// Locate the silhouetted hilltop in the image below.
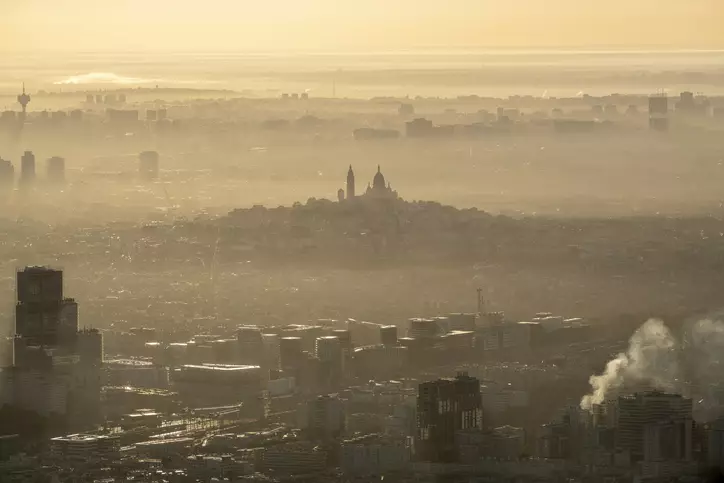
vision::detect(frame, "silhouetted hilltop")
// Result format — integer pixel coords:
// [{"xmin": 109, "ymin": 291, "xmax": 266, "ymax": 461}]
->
[{"xmin": 196, "ymin": 197, "xmax": 724, "ymax": 275}]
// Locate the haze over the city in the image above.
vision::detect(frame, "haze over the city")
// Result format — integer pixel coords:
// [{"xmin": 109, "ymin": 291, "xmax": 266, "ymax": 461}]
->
[
  {"xmin": 2, "ymin": 0, "xmax": 724, "ymax": 52},
  {"xmin": 4, "ymin": 2, "xmax": 724, "ymax": 481}
]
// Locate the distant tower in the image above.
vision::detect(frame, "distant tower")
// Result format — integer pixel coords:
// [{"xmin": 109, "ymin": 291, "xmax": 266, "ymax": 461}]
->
[
  {"xmin": 0, "ymin": 158, "xmax": 14, "ymax": 186},
  {"xmin": 19, "ymin": 151, "xmax": 36, "ymax": 185},
  {"xmin": 346, "ymin": 165, "xmax": 355, "ymax": 199},
  {"xmin": 17, "ymin": 83, "xmax": 31, "ymax": 119},
  {"xmin": 337, "ymin": 188, "xmax": 345, "ymax": 203}
]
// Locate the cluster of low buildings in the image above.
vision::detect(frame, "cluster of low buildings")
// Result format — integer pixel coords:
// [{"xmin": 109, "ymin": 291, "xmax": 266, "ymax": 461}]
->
[{"xmin": 2, "ymin": 266, "xmax": 723, "ymax": 482}]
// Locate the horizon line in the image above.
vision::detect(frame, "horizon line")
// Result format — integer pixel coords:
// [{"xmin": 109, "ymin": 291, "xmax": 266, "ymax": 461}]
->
[{"xmin": 2, "ymin": 46, "xmax": 724, "ymax": 56}]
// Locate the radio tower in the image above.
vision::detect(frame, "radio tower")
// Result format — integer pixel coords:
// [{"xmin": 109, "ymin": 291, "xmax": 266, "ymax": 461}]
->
[{"xmin": 17, "ymin": 83, "xmax": 31, "ymax": 120}]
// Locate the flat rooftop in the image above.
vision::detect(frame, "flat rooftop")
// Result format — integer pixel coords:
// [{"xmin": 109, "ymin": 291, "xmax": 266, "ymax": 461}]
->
[{"xmin": 181, "ymin": 364, "xmax": 260, "ymax": 371}]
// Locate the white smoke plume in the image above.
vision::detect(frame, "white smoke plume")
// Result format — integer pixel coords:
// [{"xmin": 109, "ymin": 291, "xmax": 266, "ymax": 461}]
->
[
  {"xmin": 581, "ymin": 315, "xmax": 724, "ymax": 420},
  {"xmin": 580, "ymin": 319, "xmax": 680, "ymax": 410}
]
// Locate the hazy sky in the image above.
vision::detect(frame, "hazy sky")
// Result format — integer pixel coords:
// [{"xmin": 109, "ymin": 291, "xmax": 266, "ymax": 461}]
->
[{"xmin": 2, "ymin": 0, "xmax": 723, "ymax": 52}]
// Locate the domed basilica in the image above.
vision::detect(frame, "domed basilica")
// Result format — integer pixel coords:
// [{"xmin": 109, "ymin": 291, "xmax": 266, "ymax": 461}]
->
[{"xmin": 338, "ymin": 165, "xmax": 398, "ymax": 202}]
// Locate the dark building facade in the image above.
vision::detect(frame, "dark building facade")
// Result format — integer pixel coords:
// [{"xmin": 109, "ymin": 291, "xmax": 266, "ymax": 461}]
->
[
  {"xmin": 19, "ymin": 151, "xmax": 35, "ymax": 185},
  {"xmin": 416, "ymin": 372, "xmax": 483, "ymax": 462},
  {"xmin": 15, "ymin": 267, "xmax": 77, "ymax": 347}
]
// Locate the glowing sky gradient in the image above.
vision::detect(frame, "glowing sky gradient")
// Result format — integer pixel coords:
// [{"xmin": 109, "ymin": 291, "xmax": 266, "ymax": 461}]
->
[{"xmin": 2, "ymin": 0, "xmax": 723, "ymax": 52}]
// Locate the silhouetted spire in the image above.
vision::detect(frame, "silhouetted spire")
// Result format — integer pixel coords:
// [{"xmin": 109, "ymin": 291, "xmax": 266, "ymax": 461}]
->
[{"xmin": 346, "ymin": 165, "xmax": 356, "ymax": 199}]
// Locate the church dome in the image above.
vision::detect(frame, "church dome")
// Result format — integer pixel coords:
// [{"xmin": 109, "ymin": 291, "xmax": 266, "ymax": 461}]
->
[{"xmin": 372, "ymin": 165, "xmax": 386, "ymax": 190}]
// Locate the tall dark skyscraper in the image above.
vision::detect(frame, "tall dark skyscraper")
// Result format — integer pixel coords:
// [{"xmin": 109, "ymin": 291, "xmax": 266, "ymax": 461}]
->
[
  {"xmin": 15, "ymin": 266, "xmax": 78, "ymax": 347},
  {"xmin": 10, "ymin": 267, "xmax": 102, "ymax": 427},
  {"xmin": 416, "ymin": 372, "xmax": 482, "ymax": 463}
]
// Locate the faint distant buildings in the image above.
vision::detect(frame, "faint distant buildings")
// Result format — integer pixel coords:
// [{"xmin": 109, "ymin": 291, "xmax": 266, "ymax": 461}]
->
[
  {"xmin": 139, "ymin": 150, "xmax": 160, "ymax": 180},
  {"xmin": 47, "ymin": 156, "xmax": 66, "ymax": 184},
  {"xmin": 19, "ymin": 150, "xmax": 35, "ymax": 185},
  {"xmin": 398, "ymin": 103, "xmax": 415, "ymax": 117},
  {"xmin": 146, "ymin": 108, "xmax": 168, "ymax": 122},
  {"xmin": 86, "ymin": 92, "xmax": 127, "ymax": 106},
  {"xmin": 0, "ymin": 157, "xmax": 13, "ymax": 186},
  {"xmin": 406, "ymin": 118, "xmax": 434, "ymax": 138},
  {"xmin": 676, "ymin": 91, "xmax": 711, "ymax": 117},
  {"xmin": 280, "ymin": 92, "xmax": 309, "ymax": 101},
  {"xmin": 353, "ymin": 127, "xmax": 400, "ymax": 141},
  {"xmin": 415, "ymin": 372, "xmax": 482, "ymax": 462},
  {"xmin": 107, "ymin": 109, "xmax": 139, "ymax": 124},
  {"xmin": 648, "ymin": 93, "xmax": 669, "ymax": 131}
]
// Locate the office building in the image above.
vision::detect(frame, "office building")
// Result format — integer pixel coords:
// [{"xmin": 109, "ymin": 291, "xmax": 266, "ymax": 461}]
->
[
  {"xmin": 262, "ymin": 333, "xmax": 280, "ymax": 370},
  {"xmin": 299, "ymin": 394, "xmax": 346, "ymax": 440},
  {"xmin": 342, "ymin": 435, "xmax": 411, "ymax": 475},
  {"xmin": 11, "ymin": 267, "xmax": 102, "ymax": 428},
  {"xmin": 316, "ymin": 336, "xmax": 343, "ymax": 389},
  {"xmin": 171, "ymin": 364, "xmax": 262, "ymax": 407},
  {"xmin": 76, "ymin": 328, "xmax": 104, "ymax": 366},
  {"xmin": 237, "ymin": 326, "xmax": 263, "ymax": 365},
  {"xmin": 408, "ymin": 318, "xmax": 438, "ymax": 339},
  {"xmin": 380, "ymin": 325, "xmax": 398, "ymax": 346},
  {"xmin": 416, "ymin": 372, "xmax": 482, "ymax": 462},
  {"xmin": 316, "ymin": 336, "xmax": 342, "ymax": 362},
  {"xmin": 644, "ymin": 418, "xmax": 693, "ymax": 462},
  {"xmin": 139, "ymin": 150, "xmax": 159, "ymax": 180},
  {"xmin": 280, "ymin": 336, "xmax": 303, "ymax": 371},
  {"xmin": 707, "ymin": 419, "xmax": 724, "ymax": 468},
  {"xmin": 614, "ymin": 391, "xmax": 692, "ymax": 462},
  {"xmin": 19, "ymin": 151, "xmax": 35, "ymax": 185},
  {"xmin": 261, "ymin": 442, "xmax": 327, "ymax": 475},
  {"xmin": 50, "ymin": 434, "xmax": 120, "ymax": 462},
  {"xmin": 332, "ymin": 329, "xmax": 352, "ymax": 352},
  {"xmin": 447, "ymin": 313, "xmax": 476, "ymax": 332},
  {"xmin": 15, "ymin": 267, "xmax": 77, "ymax": 348},
  {"xmin": 352, "ymin": 344, "xmax": 407, "ymax": 379}
]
